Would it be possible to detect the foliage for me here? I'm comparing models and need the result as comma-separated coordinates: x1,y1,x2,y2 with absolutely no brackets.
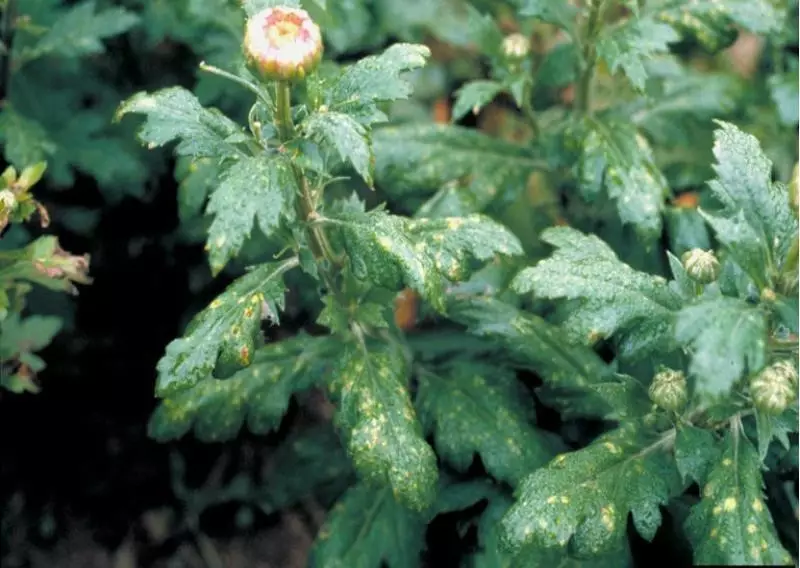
2,0,797,566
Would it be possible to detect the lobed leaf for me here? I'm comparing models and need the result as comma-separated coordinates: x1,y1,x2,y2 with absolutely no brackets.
416,363,559,487
451,80,504,122
514,0,577,31
326,343,438,511
675,297,767,395
512,227,681,357
0,108,56,168
301,111,374,186
684,431,793,565
155,258,297,397
501,420,681,556
674,425,719,486
149,335,332,442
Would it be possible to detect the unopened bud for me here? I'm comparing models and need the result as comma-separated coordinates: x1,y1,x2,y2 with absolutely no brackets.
649,368,688,413
0,189,16,210
243,6,323,82
751,360,798,415
502,33,530,59
682,248,720,285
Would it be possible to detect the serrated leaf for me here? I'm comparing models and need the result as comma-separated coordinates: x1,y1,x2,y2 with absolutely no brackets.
675,297,767,395
205,155,295,274
448,297,652,421
21,1,139,60
0,108,56,168
753,406,797,464
674,425,719,486
512,227,680,357
302,111,373,186
576,116,668,239
155,258,297,397
149,335,331,442
406,214,523,281
596,16,679,90
374,124,544,203
0,314,63,360
514,0,577,31
116,87,243,159
327,43,431,126
416,363,558,486
451,80,504,122
326,343,438,511
501,421,681,556
663,0,781,36
309,483,426,568
702,121,798,286
684,432,793,565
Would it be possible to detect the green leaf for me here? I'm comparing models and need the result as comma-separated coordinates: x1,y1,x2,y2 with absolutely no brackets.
330,209,446,311
406,214,523,282
753,407,797,464
0,314,63,360
374,124,544,202
309,483,426,568
674,425,719,486
0,108,56,168
326,343,438,511
416,363,558,486
448,297,652,421
21,0,139,60
115,87,243,159
675,297,767,395
317,295,391,335
149,335,331,442
155,258,297,397
666,0,781,36
302,111,374,186
451,80,504,122
575,116,668,239
701,121,798,287
501,421,681,556
243,0,301,16
205,155,295,274
514,0,577,31
684,432,793,565
512,227,680,357
596,16,679,90
769,72,800,126
327,43,431,125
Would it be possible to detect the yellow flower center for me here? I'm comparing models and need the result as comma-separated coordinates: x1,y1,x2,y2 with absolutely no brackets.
268,20,301,47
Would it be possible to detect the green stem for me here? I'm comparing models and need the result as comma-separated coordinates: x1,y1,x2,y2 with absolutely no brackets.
574,0,604,115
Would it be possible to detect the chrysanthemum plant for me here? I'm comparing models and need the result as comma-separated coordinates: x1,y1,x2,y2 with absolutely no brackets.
118,1,798,565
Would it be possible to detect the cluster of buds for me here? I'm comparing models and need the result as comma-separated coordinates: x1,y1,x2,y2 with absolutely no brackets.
648,368,688,413
243,6,323,82
681,248,720,285
750,360,798,415
0,163,49,233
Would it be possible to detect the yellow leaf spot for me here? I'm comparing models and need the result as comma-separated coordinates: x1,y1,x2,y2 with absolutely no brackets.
601,506,614,531
244,306,254,318
752,499,763,512
377,235,393,250
560,496,569,504
722,458,732,466
712,505,722,516
723,497,736,512
546,496,557,504
209,299,223,309
719,536,727,545
761,539,768,550
710,528,718,538
750,547,760,560
747,523,757,534
538,519,548,529
604,442,621,454
446,218,464,230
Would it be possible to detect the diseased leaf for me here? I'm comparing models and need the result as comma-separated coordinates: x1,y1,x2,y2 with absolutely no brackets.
326,343,438,511
512,227,680,356
684,432,793,565
302,111,374,186
374,124,544,204
596,16,679,90
451,80,504,122
205,155,295,274
575,116,668,239
309,483,426,568
155,258,297,397
674,425,719,486
675,297,767,395
660,0,781,36
501,420,681,556
753,407,797,464
149,335,332,442
416,363,558,486
115,87,243,159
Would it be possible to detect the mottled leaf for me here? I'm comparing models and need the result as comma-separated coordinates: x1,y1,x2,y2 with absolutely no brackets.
302,111,373,186
326,343,438,511
309,483,426,568
149,335,332,441
675,297,767,395
416,363,557,486
155,258,297,397
205,155,295,274
451,80,504,122
501,420,681,556
512,227,680,356
753,406,798,464
684,432,793,565
674,425,719,486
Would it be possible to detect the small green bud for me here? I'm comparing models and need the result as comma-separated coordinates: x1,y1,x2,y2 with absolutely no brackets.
243,6,323,82
649,368,688,413
681,248,720,284
750,360,798,415
502,33,530,59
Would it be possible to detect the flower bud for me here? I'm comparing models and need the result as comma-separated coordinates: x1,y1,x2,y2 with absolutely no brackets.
243,6,323,82
681,248,720,285
502,33,530,59
649,368,688,413
751,360,798,415
0,189,16,210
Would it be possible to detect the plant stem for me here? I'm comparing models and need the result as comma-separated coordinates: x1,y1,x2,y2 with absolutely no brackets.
574,0,604,115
